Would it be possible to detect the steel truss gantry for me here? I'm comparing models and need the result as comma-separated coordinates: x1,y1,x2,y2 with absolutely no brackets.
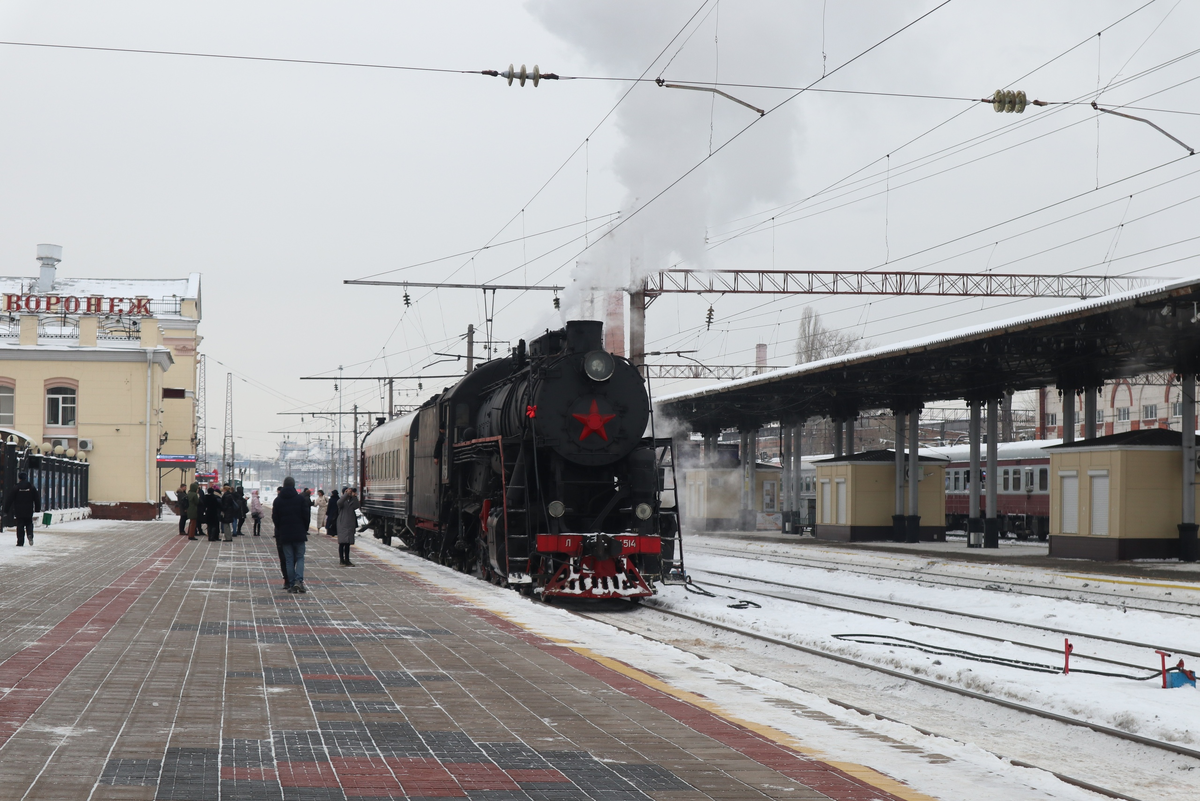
644,269,1157,299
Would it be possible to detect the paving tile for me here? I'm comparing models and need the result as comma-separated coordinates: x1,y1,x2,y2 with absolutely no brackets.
0,520,913,801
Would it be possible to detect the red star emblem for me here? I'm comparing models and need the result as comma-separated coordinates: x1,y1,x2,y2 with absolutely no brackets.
572,400,616,442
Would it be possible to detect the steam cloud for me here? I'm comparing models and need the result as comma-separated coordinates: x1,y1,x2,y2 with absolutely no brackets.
529,0,809,306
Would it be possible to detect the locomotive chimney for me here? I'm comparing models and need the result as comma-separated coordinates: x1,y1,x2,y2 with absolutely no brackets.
604,291,625,355
566,320,603,353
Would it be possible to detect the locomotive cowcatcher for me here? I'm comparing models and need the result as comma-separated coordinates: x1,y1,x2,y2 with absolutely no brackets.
360,320,684,600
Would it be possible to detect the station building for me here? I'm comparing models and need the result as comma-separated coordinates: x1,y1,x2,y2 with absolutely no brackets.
0,245,202,518
813,449,948,542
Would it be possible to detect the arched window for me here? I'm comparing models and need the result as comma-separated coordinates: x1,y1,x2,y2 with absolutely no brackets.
47,387,77,427
0,385,12,427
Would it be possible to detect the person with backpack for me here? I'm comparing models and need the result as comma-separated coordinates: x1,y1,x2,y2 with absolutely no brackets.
4,472,42,547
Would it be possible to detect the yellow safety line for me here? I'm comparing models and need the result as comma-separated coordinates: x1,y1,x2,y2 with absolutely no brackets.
571,647,939,801
367,550,939,800
1060,574,1200,591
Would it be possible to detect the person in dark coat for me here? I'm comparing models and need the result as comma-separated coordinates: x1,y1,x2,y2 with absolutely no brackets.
336,488,360,566
4,472,41,547
220,484,239,541
272,476,310,593
204,486,222,542
175,484,188,535
236,487,249,536
186,482,202,540
324,490,339,537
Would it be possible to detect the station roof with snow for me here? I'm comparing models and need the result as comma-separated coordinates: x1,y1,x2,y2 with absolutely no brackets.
658,275,1200,432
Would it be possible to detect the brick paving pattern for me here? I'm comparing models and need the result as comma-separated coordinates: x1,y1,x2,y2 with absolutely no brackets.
0,520,907,800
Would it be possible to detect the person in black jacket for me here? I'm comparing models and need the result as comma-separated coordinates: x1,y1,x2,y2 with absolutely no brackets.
204,486,222,542
272,477,310,593
175,484,188,536
236,487,248,536
4,472,42,547
220,483,239,541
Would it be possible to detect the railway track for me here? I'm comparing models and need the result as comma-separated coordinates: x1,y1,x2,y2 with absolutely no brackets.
687,566,1200,664
685,540,1200,618
571,603,1196,801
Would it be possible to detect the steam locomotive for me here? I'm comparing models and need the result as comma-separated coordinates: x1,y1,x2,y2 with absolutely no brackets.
359,320,683,600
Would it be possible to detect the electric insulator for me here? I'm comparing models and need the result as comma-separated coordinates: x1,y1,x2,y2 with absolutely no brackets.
500,64,542,87
705,306,715,330
403,291,412,308
553,295,560,310
992,89,1027,113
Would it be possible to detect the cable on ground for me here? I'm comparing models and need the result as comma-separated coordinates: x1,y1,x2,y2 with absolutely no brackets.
834,633,1164,680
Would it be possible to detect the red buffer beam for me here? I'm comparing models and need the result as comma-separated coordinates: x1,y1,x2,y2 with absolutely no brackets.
645,270,1159,298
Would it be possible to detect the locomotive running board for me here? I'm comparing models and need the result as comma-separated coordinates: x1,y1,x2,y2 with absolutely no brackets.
542,562,654,600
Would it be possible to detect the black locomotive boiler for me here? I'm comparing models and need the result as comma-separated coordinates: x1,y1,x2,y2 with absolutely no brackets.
360,320,683,600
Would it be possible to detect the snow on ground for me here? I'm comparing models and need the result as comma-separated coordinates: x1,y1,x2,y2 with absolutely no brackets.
356,536,1152,801
673,538,1200,747
0,518,161,569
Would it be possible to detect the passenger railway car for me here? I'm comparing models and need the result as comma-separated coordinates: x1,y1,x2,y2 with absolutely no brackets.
928,440,1058,539
360,320,683,600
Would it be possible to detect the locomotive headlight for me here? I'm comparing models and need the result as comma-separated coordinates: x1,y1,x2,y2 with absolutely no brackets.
583,350,615,382
634,502,653,520
548,500,566,518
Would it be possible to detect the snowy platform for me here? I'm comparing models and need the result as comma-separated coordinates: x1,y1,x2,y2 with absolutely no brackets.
0,520,940,801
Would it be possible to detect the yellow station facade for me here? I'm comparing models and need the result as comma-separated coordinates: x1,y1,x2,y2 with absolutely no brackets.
0,245,201,518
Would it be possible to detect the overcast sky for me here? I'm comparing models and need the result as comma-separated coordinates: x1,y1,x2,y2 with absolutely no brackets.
1,1,1197,459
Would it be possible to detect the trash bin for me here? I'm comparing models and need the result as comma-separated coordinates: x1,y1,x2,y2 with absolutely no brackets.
967,529,983,548
42,512,52,526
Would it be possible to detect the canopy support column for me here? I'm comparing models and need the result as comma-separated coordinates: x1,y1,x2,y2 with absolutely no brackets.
985,396,1000,548
780,425,792,531
906,409,921,543
741,428,757,531
1084,387,1099,439
1062,388,1076,445
792,424,804,533
832,418,844,458
893,411,906,542
968,400,983,546
1181,374,1198,562
845,417,855,456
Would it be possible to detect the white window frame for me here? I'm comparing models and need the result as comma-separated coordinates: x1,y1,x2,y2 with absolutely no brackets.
0,385,12,427
1060,470,1079,534
46,386,77,427
1143,404,1158,421
1117,407,1130,422
820,480,831,525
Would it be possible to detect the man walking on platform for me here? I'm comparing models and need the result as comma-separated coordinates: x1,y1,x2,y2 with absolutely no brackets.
4,472,42,547
272,476,309,593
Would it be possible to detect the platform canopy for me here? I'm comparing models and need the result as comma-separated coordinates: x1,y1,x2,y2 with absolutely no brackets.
657,275,1200,431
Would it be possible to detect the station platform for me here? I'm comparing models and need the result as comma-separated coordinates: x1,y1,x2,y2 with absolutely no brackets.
0,520,923,801
694,529,1200,581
